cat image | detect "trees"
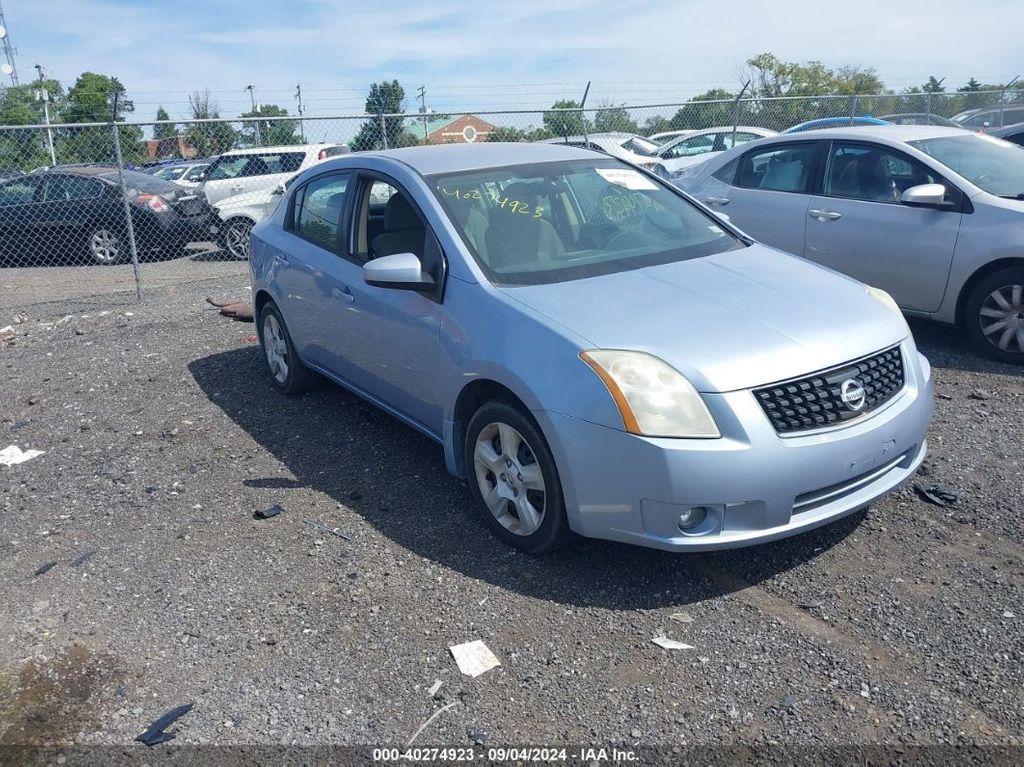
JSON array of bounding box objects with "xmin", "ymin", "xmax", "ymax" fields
[
  {"xmin": 667, "ymin": 88, "xmax": 744, "ymax": 131},
  {"xmin": 593, "ymin": 102, "xmax": 639, "ymax": 134},
  {"xmin": 239, "ymin": 103, "xmax": 300, "ymax": 147},
  {"xmin": 153, "ymin": 107, "xmax": 177, "ymax": 140},
  {"xmin": 542, "ymin": 99, "xmax": 589, "ymax": 139},
  {"xmin": 184, "ymin": 89, "xmax": 235, "ymax": 157},
  {"xmin": 59, "ymin": 72, "xmax": 143, "ymax": 164},
  {"xmin": 350, "ymin": 80, "xmax": 420, "ymax": 151},
  {"xmin": 486, "ymin": 126, "xmax": 528, "ymax": 142},
  {"xmin": 0, "ymin": 79, "xmax": 64, "ymax": 169}
]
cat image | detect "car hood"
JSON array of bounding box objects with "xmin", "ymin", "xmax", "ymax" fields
[{"xmin": 499, "ymin": 244, "xmax": 909, "ymax": 393}]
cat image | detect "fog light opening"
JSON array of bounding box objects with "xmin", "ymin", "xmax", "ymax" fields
[{"xmin": 678, "ymin": 506, "xmax": 708, "ymax": 532}]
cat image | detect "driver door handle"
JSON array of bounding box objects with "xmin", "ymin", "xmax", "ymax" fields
[
  {"xmin": 702, "ymin": 196, "xmax": 730, "ymax": 206},
  {"xmin": 809, "ymin": 209, "xmax": 842, "ymax": 221}
]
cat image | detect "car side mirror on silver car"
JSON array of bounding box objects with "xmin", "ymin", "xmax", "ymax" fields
[
  {"xmin": 363, "ymin": 252, "xmax": 435, "ymax": 292},
  {"xmin": 900, "ymin": 183, "xmax": 949, "ymax": 208}
]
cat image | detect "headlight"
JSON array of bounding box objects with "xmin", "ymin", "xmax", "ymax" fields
[
  {"xmin": 580, "ymin": 350, "xmax": 720, "ymax": 438},
  {"xmin": 865, "ymin": 285, "xmax": 902, "ymax": 316}
]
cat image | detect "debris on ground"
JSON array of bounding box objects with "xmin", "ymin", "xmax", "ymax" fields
[
  {"xmin": 449, "ymin": 639, "xmax": 501, "ymax": 677},
  {"xmin": 0, "ymin": 445, "xmax": 45, "ymax": 467},
  {"xmin": 406, "ymin": 701, "xmax": 457, "ymax": 747},
  {"xmin": 913, "ymin": 482, "xmax": 960, "ymax": 507},
  {"xmin": 253, "ymin": 504, "xmax": 285, "ymax": 520},
  {"xmin": 795, "ymin": 601, "xmax": 822, "ymax": 610},
  {"xmin": 969, "ymin": 390, "xmax": 992, "ymax": 401},
  {"xmin": 669, "ymin": 611, "xmax": 694, "ymax": 623},
  {"xmin": 1003, "ymin": 610, "xmax": 1016, "ymax": 619},
  {"xmin": 135, "ymin": 702, "xmax": 194, "ymax": 746},
  {"xmin": 781, "ymin": 694, "xmax": 798, "ymax": 709},
  {"xmin": 651, "ymin": 635, "xmax": 694, "ymax": 651},
  {"xmin": 0, "ymin": 325, "xmax": 14, "ymax": 346},
  {"xmin": 303, "ymin": 518, "xmax": 352, "ymax": 541},
  {"xmin": 206, "ymin": 296, "xmax": 254, "ymax": 322},
  {"xmin": 428, "ymin": 680, "xmax": 443, "ymax": 700},
  {"xmin": 71, "ymin": 550, "xmax": 95, "ymax": 567},
  {"xmin": 34, "ymin": 561, "xmax": 57, "ymax": 577}
]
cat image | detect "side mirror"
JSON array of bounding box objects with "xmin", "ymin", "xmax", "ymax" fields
[
  {"xmin": 900, "ymin": 183, "xmax": 949, "ymax": 208},
  {"xmin": 363, "ymin": 252, "xmax": 435, "ymax": 292},
  {"xmin": 271, "ymin": 183, "xmax": 286, "ymax": 195}
]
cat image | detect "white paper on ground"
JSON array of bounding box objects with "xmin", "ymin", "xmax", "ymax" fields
[
  {"xmin": 652, "ymin": 635, "xmax": 694, "ymax": 650},
  {"xmin": 595, "ymin": 167, "xmax": 658, "ymax": 190},
  {"xmin": 0, "ymin": 445, "xmax": 45, "ymax": 467},
  {"xmin": 449, "ymin": 640, "xmax": 501, "ymax": 677}
]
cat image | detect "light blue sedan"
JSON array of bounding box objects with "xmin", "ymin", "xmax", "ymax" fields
[{"xmin": 250, "ymin": 143, "xmax": 933, "ymax": 553}]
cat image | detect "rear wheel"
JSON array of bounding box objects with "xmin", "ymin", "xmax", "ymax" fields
[
  {"xmin": 465, "ymin": 400, "xmax": 572, "ymax": 554},
  {"xmin": 220, "ymin": 217, "xmax": 254, "ymax": 260},
  {"xmin": 86, "ymin": 226, "xmax": 126, "ymax": 265},
  {"xmin": 964, "ymin": 266, "xmax": 1024, "ymax": 364},
  {"xmin": 257, "ymin": 302, "xmax": 321, "ymax": 394}
]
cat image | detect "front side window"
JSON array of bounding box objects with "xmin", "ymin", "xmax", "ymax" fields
[
  {"xmin": 736, "ymin": 143, "xmax": 817, "ymax": 193},
  {"xmin": 428, "ymin": 158, "xmax": 743, "ymax": 286},
  {"xmin": 42, "ymin": 176, "xmax": 104, "ymax": 202},
  {"xmin": 292, "ymin": 173, "xmax": 349, "ymax": 250},
  {"xmin": 824, "ymin": 143, "xmax": 939, "ymax": 203},
  {"xmin": 910, "ymin": 133, "xmax": 1024, "ymax": 197},
  {"xmin": 153, "ymin": 166, "xmax": 187, "ymax": 182},
  {"xmin": 662, "ymin": 134, "xmax": 715, "ymax": 159}
]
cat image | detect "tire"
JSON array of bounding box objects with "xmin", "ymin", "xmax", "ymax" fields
[
  {"xmin": 964, "ymin": 266, "xmax": 1024, "ymax": 364},
  {"xmin": 257, "ymin": 302, "xmax": 321, "ymax": 394},
  {"xmin": 86, "ymin": 226, "xmax": 126, "ymax": 265},
  {"xmin": 464, "ymin": 400, "xmax": 572, "ymax": 554},
  {"xmin": 219, "ymin": 217, "xmax": 254, "ymax": 261}
]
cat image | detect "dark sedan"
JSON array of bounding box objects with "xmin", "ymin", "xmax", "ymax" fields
[
  {"xmin": 987, "ymin": 121, "xmax": 1024, "ymax": 147},
  {"xmin": 0, "ymin": 166, "xmax": 217, "ymax": 266}
]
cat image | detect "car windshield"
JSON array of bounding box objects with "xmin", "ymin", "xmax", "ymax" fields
[
  {"xmin": 98, "ymin": 169, "xmax": 180, "ymax": 194},
  {"xmin": 909, "ymin": 133, "xmax": 1024, "ymax": 197},
  {"xmin": 427, "ymin": 158, "xmax": 743, "ymax": 286}
]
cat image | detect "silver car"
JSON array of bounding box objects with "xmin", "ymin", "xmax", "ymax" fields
[
  {"xmin": 676, "ymin": 126, "xmax": 1024, "ymax": 362},
  {"xmin": 250, "ymin": 143, "xmax": 932, "ymax": 553}
]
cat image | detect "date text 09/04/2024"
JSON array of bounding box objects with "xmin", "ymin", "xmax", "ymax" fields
[{"xmin": 372, "ymin": 746, "xmax": 639, "ymax": 762}]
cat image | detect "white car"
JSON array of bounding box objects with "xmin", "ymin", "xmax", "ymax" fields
[
  {"xmin": 214, "ymin": 178, "xmax": 293, "ymax": 260},
  {"xmin": 150, "ymin": 161, "xmax": 209, "ymax": 187},
  {"xmin": 541, "ymin": 132, "xmax": 660, "ymax": 168},
  {"xmin": 199, "ymin": 143, "xmax": 348, "ymax": 207},
  {"xmin": 648, "ymin": 129, "xmax": 697, "ymax": 145},
  {"xmin": 650, "ymin": 127, "xmax": 776, "ymax": 178}
]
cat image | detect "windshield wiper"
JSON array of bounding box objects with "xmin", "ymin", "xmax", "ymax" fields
[{"xmin": 999, "ymin": 193, "xmax": 1024, "ymax": 200}]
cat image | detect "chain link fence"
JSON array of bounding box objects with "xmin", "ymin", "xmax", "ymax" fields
[{"xmin": 0, "ymin": 89, "xmax": 1020, "ymax": 309}]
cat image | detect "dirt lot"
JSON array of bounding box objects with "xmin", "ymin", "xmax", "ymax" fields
[{"xmin": 0, "ymin": 275, "xmax": 1021, "ymax": 755}]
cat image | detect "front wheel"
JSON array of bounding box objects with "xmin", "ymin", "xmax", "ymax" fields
[
  {"xmin": 257, "ymin": 302, "xmax": 321, "ymax": 394},
  {"xmin": 964, "ymin": 266, "xmax": 1024, "ymax": 364},
  {"xmin": 464, "ymin": 401, "xmax": 572, "ymax": 554},
  {"xmin": 220, "ymin": 217, "xmax": 254, "ymax": 260}
]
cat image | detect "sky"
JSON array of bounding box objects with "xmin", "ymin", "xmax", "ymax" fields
[{"xmin": 3, "ymin": 0, "xmax": 1021, "ymax": 121}]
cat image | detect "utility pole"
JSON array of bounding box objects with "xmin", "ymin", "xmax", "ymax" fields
[
  {"xmin": 0, "ymin": 1, "xmax": 19, "ymax": 86},
  {"xmin": 417, "ymin": 85, "xmax": 428, "ymax": 140},
  {"xmin": 34, "ymin": 64, "xmax": 56, "ymax": 166},
  {"xmin": 246, "ymin": 84, "xmax": 261, "ymax": 146},
  {"xmin": 998, "ymin": 75, "xmax": 1020, "ymax": 128},
  {"xmin": 295, "ymin": 83, "xmax": 305, "ymax": 142}
]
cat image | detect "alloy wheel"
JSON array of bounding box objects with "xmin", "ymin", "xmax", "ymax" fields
[
  {"xmin": 90, "ymin": 229, "xmax": 121, "ymax": 264},
  {"xmin": 979, "ymin": 284, "xmax": 1024, "ymax": 353},
  {"xmin": 262, "ymin": 313, "xmax": 290, "ymax": 384},
  {"xmin": 473, "ymin": 422, "xmax": 546, "ymax": 536},
  {"xmin": 225, "ymin": 220, "xmax": 252, "ymax": 260}
]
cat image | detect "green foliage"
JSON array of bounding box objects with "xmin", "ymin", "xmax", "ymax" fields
[
  {"xmin": 542, "ymin": 100, "xmax": 590, "ymax": 139},
  {"xmin": 486, "ymin": 125, "xmax": 528, "ymax": 142},
  {"xmin": 922, "ymin": 76, "xmax": 946, "ymax": 94},
  {"xmin": 668, "ymin": 88, "xmax": 745, "ymax": 131},
  {"xmin": 593, "ymin": 102, "xmax": 639, "ymax": 134},
  {"xmin": 61, "ymin": 72, "xmax": 133, "ymax": 123},
  {"xmin": 642, "ymin": 115, "xmax": 671, "ymax": 136},
  {"xmin": 239, "ymin": 103, "xmax": 300, "ymax": 147},
  {"xmin": 153, "ymin": 107, "xmax": 177, "ymax": 140},
  {"xmin": 183, "ymin": 90, "xmax": 236, "ymax": 157}
]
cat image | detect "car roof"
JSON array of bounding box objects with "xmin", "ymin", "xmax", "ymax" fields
[
  {"xmin": 220, "ymin": 143, "xmax": 335, "ymax": 156},
  {"xmin": 988, "ymin": 121, "xmax": 1024, "ymax": 136},
  {"xmin": 768, "ymin": 124, "xmax": 972, "ymax": 141},
  {"xmin": 326, "ymin": 142, "xmax": 603, "ymax": 175}
]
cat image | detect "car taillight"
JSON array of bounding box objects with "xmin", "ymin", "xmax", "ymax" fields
[
  {"xmin": 317, "ymin": 149, "xmax": 328, "ymax": 160},
  {"xmin": 135, "ymin": 194, "xmax": 169, "ymax": 213}
]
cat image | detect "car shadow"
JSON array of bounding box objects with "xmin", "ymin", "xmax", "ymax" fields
[
  {"xmin": 189, "ymin": 347, "xmax": 865, "ymax": 610},
  {"xmin": 908, "ymin": 318, "xmax": 1022, "ymax": 378}
]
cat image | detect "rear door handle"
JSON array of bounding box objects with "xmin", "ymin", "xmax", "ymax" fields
[
  {"xmin": 702, "ymin": 196, "xmax": 730, "ymax": 206},
  {"xmin": 333, "ymin": 285, "xmax": 355, "ymax": 303},
  {"xmin": 809, "ymin": 209, "xmax": 842, "ymax": 221},
  {"xmin": 230, "ymin": 185, "xmax": 245, "ymax": 193}
]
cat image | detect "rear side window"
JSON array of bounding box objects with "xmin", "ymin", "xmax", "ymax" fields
[
  {"xmin": 207, "ymin": 152, "xmax": 305, "ymax": 180},
  {"xmin": 737, "ymin": 143, "xmax": 817, "ymax": 193},
  {"xmin": 43, "ymin": 176, "xmax": 104, "ymax": 201},
  {"xmin": 712, "ymin": 157, "xmax": 740, "ymax": 184},
  {"xmin": 0, "ymin": 177, "xmax": 39, "ymax": 206},
  {"xmin": 292, "ymin": 173, "xmax": 350, "ymax": 251}
]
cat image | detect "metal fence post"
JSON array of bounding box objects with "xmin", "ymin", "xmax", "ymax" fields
[
  {"xmin": 731, "ymin": 81, "xmax": 751, "ymax": 141},
  {"xmin": 998, "ymin": 76, "xmax": 1020, "ymax": 128},
  {"xmin": 110, "ymin": 95, "xmax": 143, "ymax": 302},
  {"xmin": 379, "ymin": 110, "xmax": 388, "ymax": 150}
]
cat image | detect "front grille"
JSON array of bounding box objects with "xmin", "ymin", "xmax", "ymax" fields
[{"xmin": 754, "ymin": 346, "xmax": 905, "ymax": 435}]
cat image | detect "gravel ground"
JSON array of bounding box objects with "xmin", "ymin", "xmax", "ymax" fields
[{"xmin": 0, "ymin": 277, "xmax": 1021, "ymax": 755}]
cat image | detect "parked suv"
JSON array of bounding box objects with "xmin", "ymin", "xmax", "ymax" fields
[{"xmin": 199, "ymin": 144, "xmax": 347, "ymax": 206}]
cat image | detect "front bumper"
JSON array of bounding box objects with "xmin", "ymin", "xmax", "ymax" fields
[{"xmin": 536, "ymin": 341, "xmax": 933, "ymax": 552}]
